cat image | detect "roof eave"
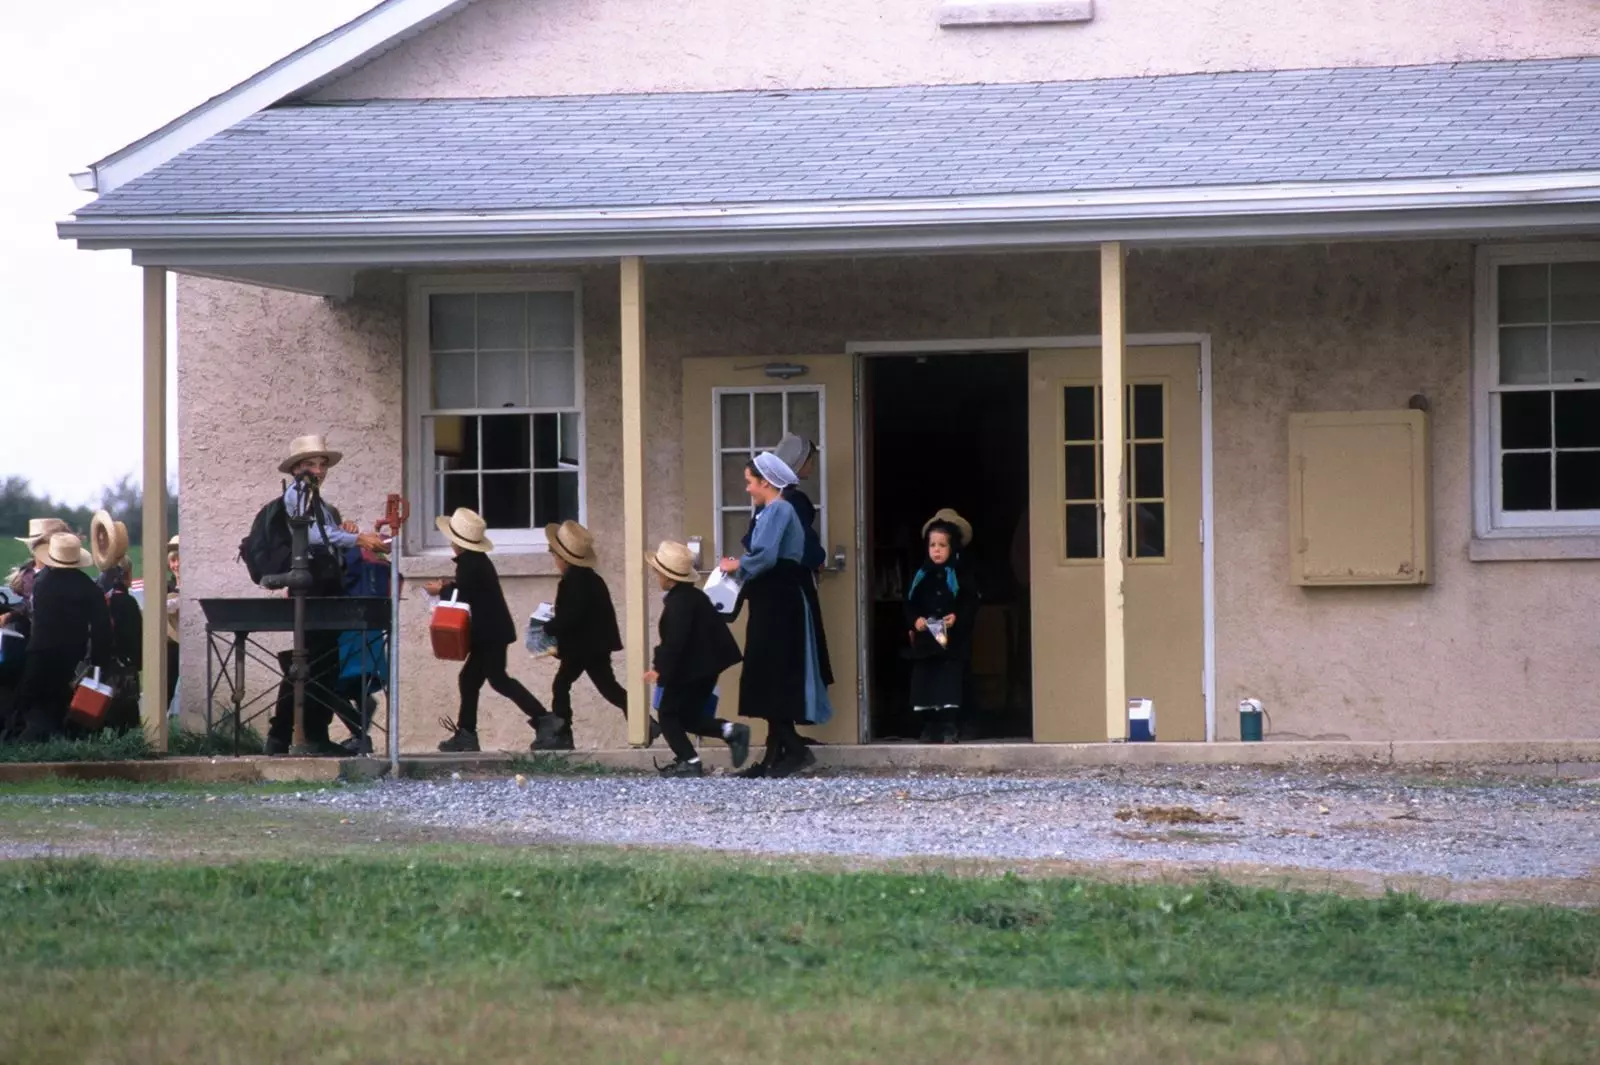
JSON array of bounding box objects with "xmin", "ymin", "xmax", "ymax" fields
[{"xmin": 57, "ymin": 173, "xmax": 1600, "ymax": 264}]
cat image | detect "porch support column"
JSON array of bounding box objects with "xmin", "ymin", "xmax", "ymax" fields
[
  {"xmin": 620, "ymin": 257, "xmax": 650, "ymax": 747},
  {"xmin": 1098, "ymin": 242, "xmax": 1127, "ymax": 743},
  {"xmin": 142, "ymin": 267, "xmax": 169, "ymax": 752}
]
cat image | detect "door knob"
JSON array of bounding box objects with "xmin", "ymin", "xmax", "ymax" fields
[{"xmin": 827, "ymin": 545, "xmax": 847, "ymax": 573}]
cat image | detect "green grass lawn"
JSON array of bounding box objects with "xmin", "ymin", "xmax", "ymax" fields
[{"xmin": 0, "ymin": 835, "xmax": 1594, "ymax": 1064}]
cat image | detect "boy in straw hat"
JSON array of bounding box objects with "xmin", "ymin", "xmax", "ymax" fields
[
  {"xmin": 91, "ymin": 511, "xmax": 143, "ymax": 733},
  {"xmin": 643, "ymin": 541, "xmax": 749, "ymax": 777},
  {"xmin": 2, "ymin": 517, "xmax": 70, "ymax": 635},
  {"xmin": 6, "ymin": 533, "xmax": 110, "ymax": 742},
  {"xmin": 425, "ymin": 508, "xmax": 552, "ymax": 753},
  {"xmin": 535, "ymin": 520, "xmax": 632, "ymax": 750}
]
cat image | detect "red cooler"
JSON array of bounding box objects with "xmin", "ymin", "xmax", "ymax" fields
[
  {"xmin": 68, "ymin": 668, "xmax": 114, "ymax": 729},
  {"xmin": 430, "ymin": 593, "xmax": 472, "ymax": 661}
]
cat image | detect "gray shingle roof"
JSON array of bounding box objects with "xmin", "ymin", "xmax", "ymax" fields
[{"xmin": 77, "ymin": 57, "xmax": 1600, "ymax": 218}]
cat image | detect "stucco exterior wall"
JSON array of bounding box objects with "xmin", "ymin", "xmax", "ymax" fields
[
  {"xmin": 315, "ymin": 0, "xmax": 1600, "ymax": 100},
  {"xmin": 179, "ymin": 242, "xmax": 1600, "ymax": 747}
]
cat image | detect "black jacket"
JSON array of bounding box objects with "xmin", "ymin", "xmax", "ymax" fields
[
  {"xmin": 544, "ymin": 565, "xmax": 623, "ymax": 663},
  {"xmin": 902, "ymin": 560, "xmax": 979, "ymax": 660},
  {"xmin": 106, "ymin": 588, "xmax": 143, "ymax": 671},
  {"xmin": 653, "ymin": 582, "xmax": 742, "ymax": 687},
  {"xmin": 29, "ymin": 567, "xmax": 111, "ymax": 667},
  {"xmin": 440, "ymin": 550, "xmax": 516, "ymax": 649}
]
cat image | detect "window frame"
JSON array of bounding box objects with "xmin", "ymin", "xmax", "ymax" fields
[
  {"xmin": 710, "ymin": 384, "xmax": 828, "ymax": 560},
  {"xmin": 1473, "ymin": 243, "xmax": 1600, "ymax": 539},
  {"xmin": 405, "ymin": 273, "xmax": 586, "ymax": 554},
  {"xmin": 1055, "ymin": 376, "xmax": 1172, "ymax": 566}
]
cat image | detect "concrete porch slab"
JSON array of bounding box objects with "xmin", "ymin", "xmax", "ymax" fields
[{"xmin": 0, "ymin": 740, "xmax": 1595, "ymax": 787}]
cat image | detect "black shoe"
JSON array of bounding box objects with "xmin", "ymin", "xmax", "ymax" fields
[
  {"xmin": 530, "ymin": 714, "xmax": 574, "ymax": 751},
  {"xmin": 340, "ymin": 735, "xmax": 373, "ymax": 756},
  {"xmin": 735, "ymin": 761, "xmax": 768, "ymax": 779},
  {"xmin": 657, "ymin": 757, "xmax": 704, "ymax": 778},
  {"xmin": 265, "ymin": 735, "xmax": 291, "ymax": 756},
  {"xmin": 724, "ymin": 724, "xmax": 751, "ymax": 769},
  {"xmin": 305, "ymin": 739, "xmax": 350, "ymax": 757},
  {"xmin": 437, "ymin": 717, "xmax": 480, "ymax": 753},
  {"xmin": 918, "ymin": 718, "xmax": 941, "ymax": 744},
  {"xmin": 769, "ymin": 745, "xmax": 817, "ymax": 779},
  {"xmin": 941, "ymin": 725, "xmax": 960, "ymax": 745}
]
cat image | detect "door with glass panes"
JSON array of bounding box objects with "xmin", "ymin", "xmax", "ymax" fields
[
  {"xmin": 681, "ymin": 356, "xmax": 859, "ymax": 744},
  {"xmin": 1027, "ymin": 345, "xmax": 1205, "ymax": 742}
]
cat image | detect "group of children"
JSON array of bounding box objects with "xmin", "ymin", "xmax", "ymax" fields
[{"xmin": 428, "ymin": 437, "xmax": 977, "ymax": 773}]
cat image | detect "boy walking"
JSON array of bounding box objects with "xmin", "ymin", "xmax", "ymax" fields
[
  {"xmin": 536, "ymin": 520, "xmax": 630, "ymax": 750},
  {"xmin": 428, "ymin": 508, "xmax": 550, "ymax": 753},
  {"xmin": 644, "ymin": 541, "xmax": 749, "ymax": 777}
]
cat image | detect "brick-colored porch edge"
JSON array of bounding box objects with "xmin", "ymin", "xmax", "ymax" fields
[{"xmin": 1, "ymin": 740, "xmax": 1597, "ymax": 785}]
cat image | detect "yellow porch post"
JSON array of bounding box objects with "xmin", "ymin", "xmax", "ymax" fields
[
  {"xmin": 619, "ymin": 257, "xmax": 650, "ymax": 747},
  {"xmin": 1099, "ymin": 242, "xmax": 1128, "ymax": 742},
  {"xmin": 142, "ymin": 267, "xmax": 169, "ymax": 752}
]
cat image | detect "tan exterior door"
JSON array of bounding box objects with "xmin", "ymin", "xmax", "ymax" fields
[
  {"xmin": 1027, "ymin": 345, "xmax": 1205, "ymax": 742},
  {"xmin": 681, "ymin": 356, "xmax": 859, "ymax": 745}
]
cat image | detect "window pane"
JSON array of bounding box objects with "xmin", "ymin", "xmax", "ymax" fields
[
  {"xmin": 533, "ymin": 412, "xmax": 577, "ymax": 469},
  {"xmin": 1133, "ymin": 442, "xmax": 1164, "ymax": 500},
  {"xmin": 530, "ymin": 350, "xmax": 576, "ymax": 407},
  {"xmin": 1556, "ymin": 451, "xmax": 1600, "ymax": 510},
  {"xmin": 528, "ymin": 292, "xmax": 576, "ymax": 347},
  {"xmin": 1552, "ymin": 325, "xmax": 1600, "ymax": 385},
  {"xmin": 482, "ymin": 472, "xmax": 532, "ymax": 528},
  {"xmin": 1550, "ymin": 261, "xmax": 1600, "ymax": 323},
  {"xmin": 1063, "ymin": 386, "xmax": 1096, "ymax": 442},
  {"xmin": 1132, "ymin": 383, "xmax": 1163, "ymax": 440},
  {"xmin": 560, "ymin": 412, "xmax": 581, "ymax": 468},
  {"xmin": 428, "ymin": 415, "xmax": 477, "ymax": 465},
  {"xmin": 753, "ymin": 393, "xmax": 784, "ymax": 448},
  {"xmin": 1498, "ymin": 326, "xmax": 1548, "ymax": 385},
  {"xmin": 432, "ymin": 352, "xmax": 476, "ymax": 408},
  {"xmin": 478, "ymin": 351, "xmax": 527, "ymax": 408},
  {"xmin": 533, "ymin": 472, "xmax": 580, "ymax": 526},
  {"xmin": 1498, "ymin": 264, "xmax": 1548, "ymax": 324},
  {"xmin": 1555, "ymin": 391, "xmax": 1600, "ymax": 449},
  {"xmin": 429, "ymin": 294, "xmax": 475, "ymax": 350},
  {"xmin": 1500, "ymin": 391, "xmax": 1551, "ymax": 450},
  {"xmin": 1133, "ymin": 502, "xmax": 1166, "ymax": 559},
  {"xmin": 1065, "ymin": 503, "xmax": 1099, "ymax": 559},
  {"xmin": 719, "ymin": 393, "xmax": 751, "ymax": 449},
  {"xmin": 721, "ymin": 510, "xmax": 752, "ymax": 558},
  {"xmin": 476, "ymin": 293, "xmax": 526, "ymax": 350},
  {"xmin": 721, "ymin": 453, "xmax": 750, "ymax": 506},
  {"xmin": 440, "ymin": 472, "xmax": 478, "ymax": 517},
  {"xmin": 1064, "ymin": 444, "xmax": 1096, "ymax": 500},
  {"xmin": 788, "ymin": 391, "xmax": 821, "ymax": 443},
  {"xmin": 1502, "ymin": 452, "xmax": 1551, "ymax": 511},
  {"xmin": 481, "ymin": 414, "xmax": 531, "ymax": 471}
]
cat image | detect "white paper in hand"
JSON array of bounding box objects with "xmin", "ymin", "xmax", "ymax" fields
[{"xmin": 703, "ymin": 569, "xmax": 742, "ymax": 615}]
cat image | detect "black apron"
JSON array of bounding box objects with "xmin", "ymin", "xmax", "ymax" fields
[{"xmin": 736, "ymin": 559, "xmax": 833, "ymax": 723}]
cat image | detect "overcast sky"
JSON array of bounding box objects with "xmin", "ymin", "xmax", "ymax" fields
[{"xmin": 1, "ymin": 0, "xmax": 376, "ymax": 505}]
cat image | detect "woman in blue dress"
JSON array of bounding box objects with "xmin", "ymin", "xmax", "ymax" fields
[{"xmin": 719, "ymin": 451, "xmax": 833, "ymax": 778}]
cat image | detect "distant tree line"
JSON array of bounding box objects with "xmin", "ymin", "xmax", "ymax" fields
[{"xmin": 0, "ymin": 475, "xmax": 179, "ymax": 545}]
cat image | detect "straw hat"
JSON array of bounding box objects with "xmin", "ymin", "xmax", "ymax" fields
[
  {"xmin": 922, "ymin": 508, "xmax": 974, "ymax": 548},
  {"xmin": 435, "ymin": 507, "xmax": 493, "ymax": 552},
  {"xmin": 15, "ymin": 517, "xmax": 67, "ymax": 547},
  {"xmin": 277, "ymin": 434, "xmax": 343, "ymax": 475},
  {"xmin": 90, "ymin": 510, "xmax": 130, "ymax": 571},
  {"xmin": 646, "ymin": 540, "xmax": 697, "ymax": 584},
  {"xmin": 166, "ymin": 535, "xmax": 180, "ymax": 556},
  {"xmin": 545, "ymin": 520, "xmax": 595, "ymax": 568},
  {"xmin": 40, "ymin": 533, "xmax": 93, "ymax": 570}
]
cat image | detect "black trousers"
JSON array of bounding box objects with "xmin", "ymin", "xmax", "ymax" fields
[
  {"xmin": 14, "ymin": 650, "xmax": 78, "ymax": 742},
  {"xmin": 458, "ymin": 643, "xmax": 547, "ymax": 732},
  {"xmin": 551, "ymin": 655, "xmax": 628, "ymax": 726},
  {"xmin": 270, "ymin": 629, "xmax": 347, "ymax": 745},
  {"xmin": 166, "ymin": 639, "xmax": 179, "ymax": 710},
  {"xmin": 657, "ymin": 678, "xmax": 729, "ymax": 762}
]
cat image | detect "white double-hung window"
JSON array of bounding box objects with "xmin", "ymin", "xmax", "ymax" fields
[
  {"xmin": 408, "ymin": 275, "xmax": 584, "ymax": 551},
  {"xmin": 1475, "ymin": 245, "xmax": 1600, "ymax": 538}
]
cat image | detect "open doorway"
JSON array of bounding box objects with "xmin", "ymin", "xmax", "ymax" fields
[{"xmin": 862, "ymin": 352, "xmax": 1032, "ymax": 742}]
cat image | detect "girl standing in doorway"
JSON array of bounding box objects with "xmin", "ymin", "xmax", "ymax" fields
[
  {"xmin": 904, "ymin": 510, "xmax": 977, "ymax": 744},
  {"xmin": 719, "ymin": 451, "xmax": 833, "ymax": 777}
]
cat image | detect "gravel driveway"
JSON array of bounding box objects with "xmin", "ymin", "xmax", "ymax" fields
[{"xmin": 305, "ymin": 767, "xmax": 1599, "ymax": 884}]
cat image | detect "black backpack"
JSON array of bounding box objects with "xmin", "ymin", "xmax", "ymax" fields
[{"xmin": 239, "ymin": 498, "xmax": 292, "ymax": 586}]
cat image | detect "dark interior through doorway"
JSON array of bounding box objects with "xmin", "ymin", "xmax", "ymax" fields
[{"xmin": 863, "ymin": 352, "xmax": 1032, "ymax": 742}]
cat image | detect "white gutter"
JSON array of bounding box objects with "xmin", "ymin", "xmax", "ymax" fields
[{"xmin": 58, "ymin": 172, "xmax": 1600, "ymax": 263}]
